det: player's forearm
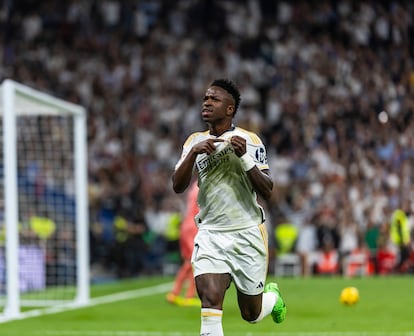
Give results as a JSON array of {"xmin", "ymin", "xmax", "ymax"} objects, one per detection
[
  {"xmin": 247, "ymin": 168, "xmax": 273, "ymax": 200},
  {"xmin": 172, "ymin": 151, "xmax": 197, "ymax": 193}
]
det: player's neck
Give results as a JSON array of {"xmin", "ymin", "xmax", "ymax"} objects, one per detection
[{"xmin": 208, "ymin": 122, "xmax": 235, "ymax": 137}]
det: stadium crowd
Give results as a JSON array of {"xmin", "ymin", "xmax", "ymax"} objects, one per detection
[{"xmin": 1, "ymin": 0, "xmax": 414, "ymax": 278}]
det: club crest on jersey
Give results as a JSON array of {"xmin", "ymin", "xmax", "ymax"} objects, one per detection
[{"xmin": 255, "ymin": 147, "xmax": 267, "ymax": 164}]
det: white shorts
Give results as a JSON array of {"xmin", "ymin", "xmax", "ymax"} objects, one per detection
[{"xmin": 191, "ymin": 224, "xmax": 268, "ymax": 295}]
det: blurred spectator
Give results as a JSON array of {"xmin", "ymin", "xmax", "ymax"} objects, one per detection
[
  {"xmin": 364, "ymin": 217, "xmax": 381, "ymax": 273},
  {"xmin": 390, "ymin": 208, "xmax": 411, "ymax": 273},
  {"xmin": 342, "ymin": 233, "xmax": 373, "ymax": 277},
  {"xmin": 313, "ymin": 237, "xmax": 340, "ymax": 276},
  {"xmin": 295, "ymin": 217, "xmax": 318, "ymax": 276},
  {"xmin": 400, "ymin": 228, "xmax": 414, "ymax": 273},
  {"xmin": 274, "ymin": 221, "xmax": 298, "ymax": 256},
  {"xmin": 376, "ymin": 223, "xmax": 398, "ymax": 275}
]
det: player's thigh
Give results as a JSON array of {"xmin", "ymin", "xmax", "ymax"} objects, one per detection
[
  {"xmin": 195, "ymin": 273, "xmax": 231, "ymax": 309},
  {"xmin": 231, "ymin": 224, "xmax": 268, "ymax": 295}
]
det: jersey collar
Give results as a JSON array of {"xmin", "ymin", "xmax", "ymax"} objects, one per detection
[{"xmin": 209, "ymin": 124, "xmax": 236, "ymax": 137}]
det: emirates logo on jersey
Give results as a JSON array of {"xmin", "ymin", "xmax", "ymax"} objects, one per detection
[
  {"xmin": 255, "ymin": 147, "xmax": 267, "ymax": 164},
  {"xmin": 197, "ymin": 146, "xmax": 234, "ymax": 173}
]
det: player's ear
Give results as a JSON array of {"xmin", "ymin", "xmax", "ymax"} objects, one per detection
[{"xmin": 226, "ymin": 104, "xmax": 234, "ymax": 117}]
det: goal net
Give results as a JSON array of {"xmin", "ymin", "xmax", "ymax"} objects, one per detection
[{"xmin": 0, "ymin": 79, "xmax": 89, "ymax": 321}]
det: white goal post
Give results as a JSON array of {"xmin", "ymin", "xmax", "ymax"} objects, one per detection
[{"xmin": 0, "ymin": 79, "xmax": 89, "ymax": 320}]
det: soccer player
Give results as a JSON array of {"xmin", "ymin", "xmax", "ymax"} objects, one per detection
[
  {"xmin": 166, "ymin": 179, "xmax": 200, "ymax": 307},
  {"xmin": 172, "ymin": 79, "xmax": 286, "ymax": 335}
]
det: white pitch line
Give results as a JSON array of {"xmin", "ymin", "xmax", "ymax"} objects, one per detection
[
  {"xmin": 39, "ymin": 332, "xmax": 414, "ymax": 336},
  {"xmin": 0, "ymin": 282, "xmax": 173, "ymax": 324}
]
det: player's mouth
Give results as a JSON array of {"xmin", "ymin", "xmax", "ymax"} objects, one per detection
[{"xmin": 202, "ymin": 108, "xmax": 212, "ymax": 118}]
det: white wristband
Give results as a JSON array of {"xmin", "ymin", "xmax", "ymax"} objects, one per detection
[{"xmin": 240, "ymin": 153, "xmax": 256, "ymax": 171}]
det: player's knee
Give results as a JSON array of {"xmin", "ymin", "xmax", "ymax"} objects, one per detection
[
  {"xmin": 197, "ymin": 284, "xmax": 222, "ymax": 307},
  {"xmin": 199, "ymin": 292, "xmax": 223, "ymax": 308},
  {"xmin": 241, "ymin": 308, "xmax": 261, "ymax": 323}
]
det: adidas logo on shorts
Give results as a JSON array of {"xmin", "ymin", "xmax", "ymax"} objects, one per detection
[{"xmin": 256, "ymin": 281, "xmax": 264, "ymax": 289}]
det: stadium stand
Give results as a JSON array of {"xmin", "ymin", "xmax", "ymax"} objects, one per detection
[{"xmin": 1, "ymin": 0, "xmax": 414, "ymax": 277}]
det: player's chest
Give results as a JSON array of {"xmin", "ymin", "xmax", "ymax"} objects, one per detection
[{"xmin": 195, "ymin": 143, "xmax": 238, "ymax": 174}]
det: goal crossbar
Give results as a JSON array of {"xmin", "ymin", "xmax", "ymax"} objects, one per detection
[{"xmin": 0, "ymin": 79, "xmax": 84, "ymax": 116}]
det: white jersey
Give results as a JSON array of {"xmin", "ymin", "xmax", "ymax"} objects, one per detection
[{"xmin": 175, "ymin": 126, "xmax": 269, "ymax": 231}]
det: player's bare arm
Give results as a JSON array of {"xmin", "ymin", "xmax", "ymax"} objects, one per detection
[
  {"xmin": 230, "ymin": 135, "xmax": 273, "ymax": 200},
  {"xmin": 246, "ymin": 168, "xmax": 273, "ymax": 200},
  {"xmin": 172, "ymin": 138, "xmax": 224, "ymax": 193}
]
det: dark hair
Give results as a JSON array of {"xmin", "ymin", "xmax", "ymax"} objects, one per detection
[{"xmin": 211, "ymin": 78, "xmax": 241, "ymax": 114}]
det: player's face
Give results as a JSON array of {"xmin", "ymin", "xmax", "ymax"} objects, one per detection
[{"xmin": 201, "ymin": 86, "xmax": 234, "ymax": 124}]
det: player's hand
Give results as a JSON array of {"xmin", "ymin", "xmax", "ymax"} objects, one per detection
[
  {"xmin": 230, "ymin": 136, "xmax": 246, "ymax": 157},
  {"xmin": 192, "ymin": 138, "xmax": 225, "ymax": 155}
]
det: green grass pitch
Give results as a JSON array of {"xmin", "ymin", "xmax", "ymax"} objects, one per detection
[{"xmin": 1, "ymin": 276, "xmax": 413, "ymax": 335}]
